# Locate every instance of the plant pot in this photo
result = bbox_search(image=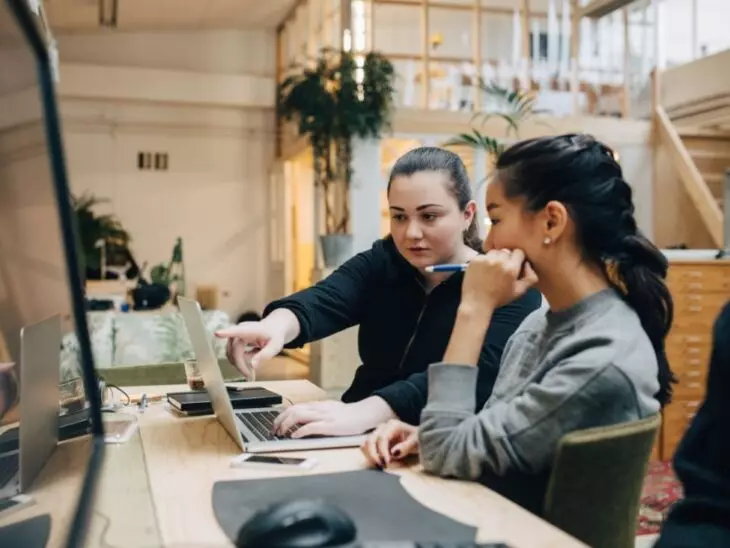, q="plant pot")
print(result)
[320,234,354,268]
